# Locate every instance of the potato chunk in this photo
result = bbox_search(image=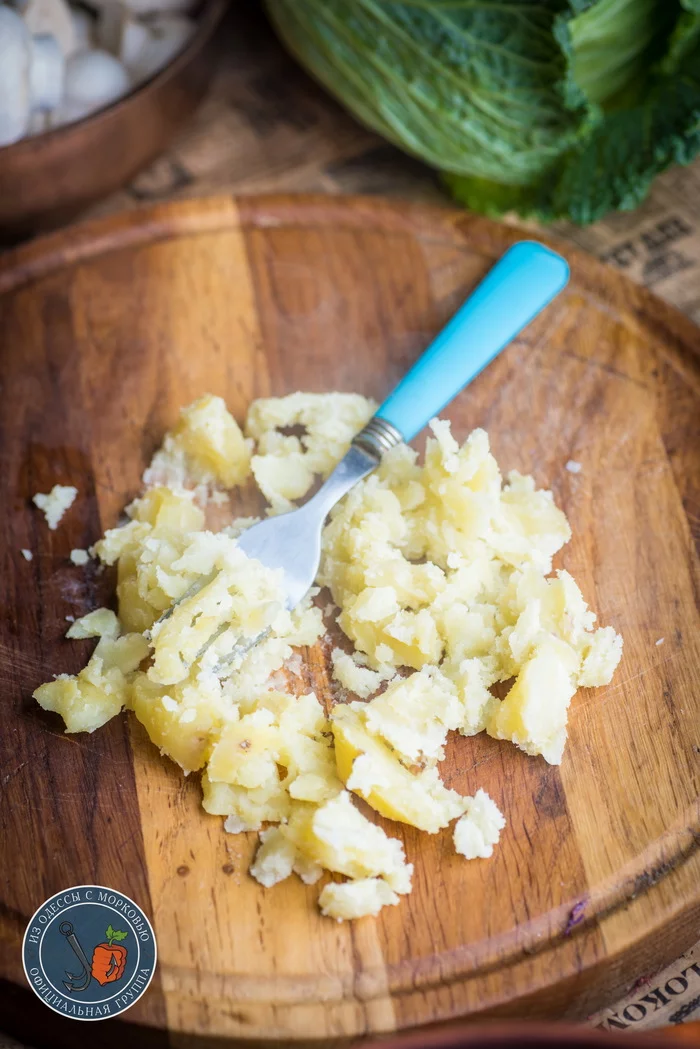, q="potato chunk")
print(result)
[144,394,250,489]
[284,792,412,892]
[487,640,579,765]
[453,790,505,859]
[332,704,466,833]
[319,878,399,920]
[130,669,229,773]
[34,628,148,734]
